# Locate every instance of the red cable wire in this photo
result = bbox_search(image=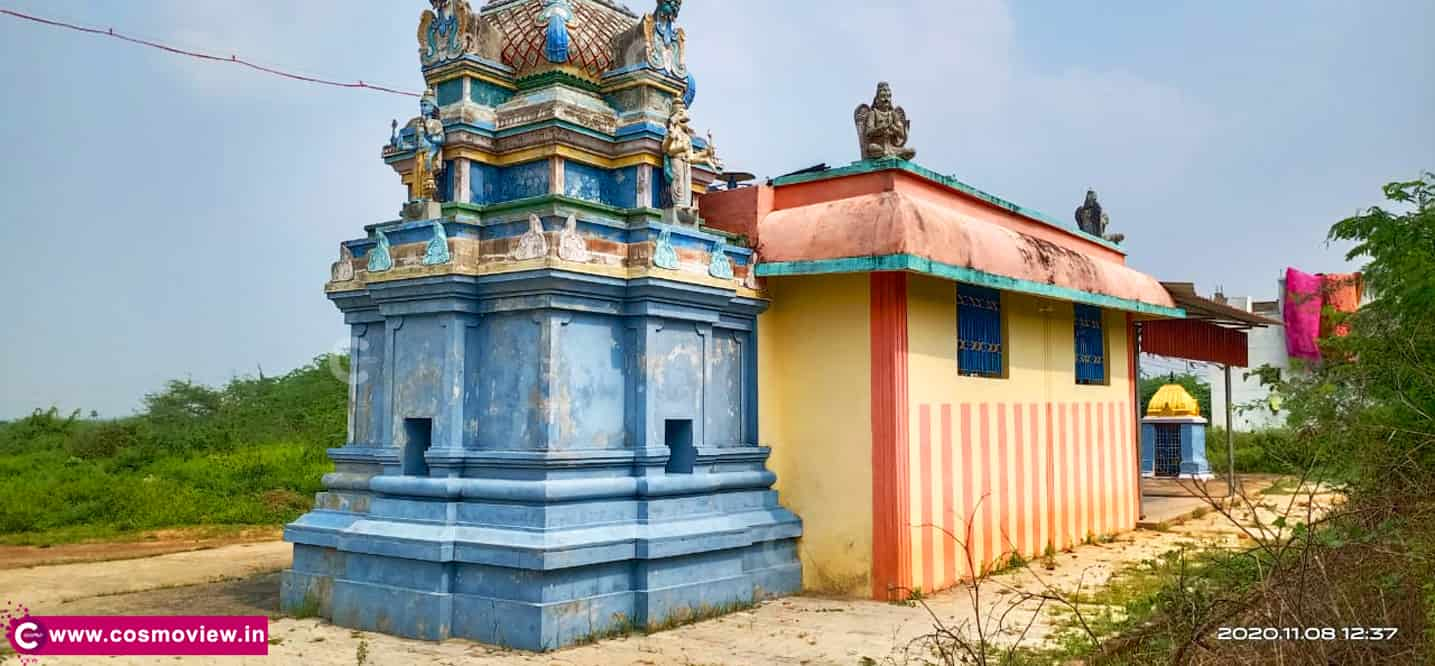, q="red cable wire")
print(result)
[1,7,420,97]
